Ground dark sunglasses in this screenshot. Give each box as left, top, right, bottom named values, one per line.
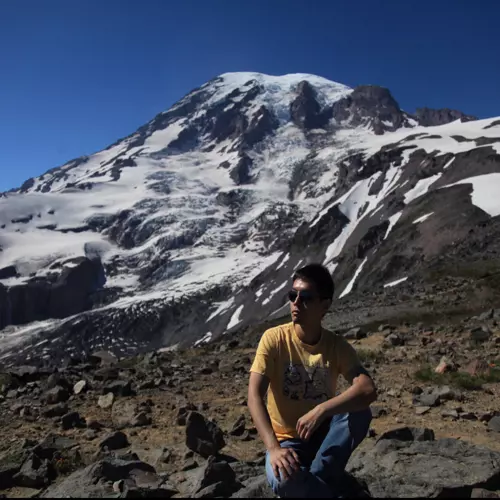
left=287, top=289, right=317, bottom=304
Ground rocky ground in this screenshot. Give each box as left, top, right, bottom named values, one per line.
left=1, top=304, right=500, bottom=498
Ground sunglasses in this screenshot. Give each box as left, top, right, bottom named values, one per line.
left=287, top=289, right=318, bottom=304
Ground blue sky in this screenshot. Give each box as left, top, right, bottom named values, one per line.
left=1, top=0, right=499, bottom=191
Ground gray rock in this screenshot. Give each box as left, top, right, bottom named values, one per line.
left=90, top=350, right=118, bottom=366
left=348, top=433, right=500, bottom=497
left=415, top=406, right=431, bottom=415
left=470, top=326, right=492, bottom=342
left=73, top=380, right=87, bottom=395
left=131, top=411, right=152, bottom=427
left=191, top=456, right=237, bottom=494
left=102, top=379, right=132, bottom=397
left=413, top=390, right=440, bottom=407
left=40, top=457, right=172, bottom=498
left=34, top=434, right=78, bottom=460
left=0, top=463, right=22, bottom=489
left=231, top=476, right=274, bottom=498
left=177, top=403, right=199, bottom=426
left=99, top=431, right=130, bottom=451
left=42, top=402, right=69, bottom=418
left=98, top=392, right=114, bottom=409
left=344, top=327, right=367, bottom=340
left=13, top=454, right=53, bottom=488
left=384, top=333, right=403, bottom=346
left=61, top=411, right=86, bottom=430
left=43, top=386, right=70, bottom=404
left=489, top=416, right=500, bottom=433
left=230, top=415, right=246, bottom=436
left=370, top=406, right=387, bottom=419
left=441, top=409, right=459, bottom=419
left=377, top=427, right=435, bottom=443
left=186, top=411, right=225, bottom=458
left=471, top=489, right=500, bottom=498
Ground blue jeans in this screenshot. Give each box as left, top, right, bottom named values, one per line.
left=265, top=409, right=372, bottom=498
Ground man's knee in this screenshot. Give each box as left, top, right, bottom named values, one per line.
left=266, top=468, right=308, bottom=498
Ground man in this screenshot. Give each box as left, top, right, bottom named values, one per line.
left=248, top=263, right=376, bottom=498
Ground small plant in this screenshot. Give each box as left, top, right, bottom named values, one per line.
left=414, top=363, right=500, bottom=390
left=356, top=349, right=385, bottom=364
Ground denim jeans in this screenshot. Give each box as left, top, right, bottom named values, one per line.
left=265, top=409, right=372, bottom=498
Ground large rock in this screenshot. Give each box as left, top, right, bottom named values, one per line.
left=41, top=457, right=177, bottom=498
left=13, top=454, right=54, bottom=488
left=43, top=386, right=70, bottom=404
left=347, top=428, right=500, bottom=497
left=186, top=411, right=225, bottom=458
left=191, top=456, right=237, bottom=494
left=99, top=431, right=130, bottom=451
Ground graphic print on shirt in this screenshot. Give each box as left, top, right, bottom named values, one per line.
left=282, top=362, right=330, bottom=401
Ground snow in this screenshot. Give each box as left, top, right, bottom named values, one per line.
left=227, top=304, right=244, bottom=330
left=339, top=257, right=368, bottom=298
left=207, top=298, right=236, bottom=322
left=404, top=173, right=442, bottom=204
left=384, top=211, right=403, bottom=239
left=275, top=252, right=290, bottom=270
left=384, top=276, right=408, bottom=288
left=262, top=281, right=288, bottom=306
left=213, top=72, right=352, bottom=123
left=194, top=331, right=212, bottom=346
left=441, top=173, right=500, bottom=217
left=413, top=212, right=434, bottom=224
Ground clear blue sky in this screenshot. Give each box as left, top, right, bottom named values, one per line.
left=1, top=0, right=499, bottom=191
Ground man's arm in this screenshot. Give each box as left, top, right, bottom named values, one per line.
left=296, top=366, right=377, bottom=441
left=318, top=367, right=377, bottom=418
left=248, top=371, right=300, bottom=479
left=247, top=372, right=280, bottom=452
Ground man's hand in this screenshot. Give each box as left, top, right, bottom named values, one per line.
left=296, top=405, right=326, bottom=442
left=268, top=447, right=301, bottom=480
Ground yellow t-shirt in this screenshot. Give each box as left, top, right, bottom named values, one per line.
left=250, top=321, right=362, bottom=441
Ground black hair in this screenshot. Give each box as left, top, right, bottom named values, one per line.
left=292, top=263, right=334, bottom=300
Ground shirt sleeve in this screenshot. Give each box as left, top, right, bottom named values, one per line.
left=336, top=336, right=369, bottom=382
left=249, top=328, right=278, bottom=380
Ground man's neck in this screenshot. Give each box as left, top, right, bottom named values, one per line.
left=293, top=322, right=323, bottom=346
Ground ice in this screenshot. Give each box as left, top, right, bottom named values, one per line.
left=384, top=276, right=408, bottom=288
left=413, top=212, right=434, bottom=224
left=339, top=257, right=368, bottom=298
left=441, top=173, right=500, bottom=217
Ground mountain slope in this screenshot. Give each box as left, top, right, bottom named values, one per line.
left=1, top=72, right=499, bottom=366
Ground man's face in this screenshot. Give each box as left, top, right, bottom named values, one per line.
left=289, top=278, right=330, bottom=324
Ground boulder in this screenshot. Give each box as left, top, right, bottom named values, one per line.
left=61, top=411, right=86, bottom=430
left=33, top=434, right=78, bottom=460
left=191, top=456, right=237, bottom=494
left=102, top=379, right=132, bottom=397
left=470, top=326, right=492, bottom=343
left=489, top=417, right=500, bottom=433
left=348, top=429, right=500, bottom=497
left=41, top=457, right=177, bottom=498
left=13, top=454, right=54, bottom=488
left=99, top=431, right=130, bottom=451
left=186, top=411, right=225, bottom=458
left=42, top=402, right=69, bottom=418
left=43, top=386, right=70, bottom=404
left=90, top=350, right=118, bottom=366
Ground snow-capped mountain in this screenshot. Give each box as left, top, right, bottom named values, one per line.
left=1, top=72, right=499, bottom=366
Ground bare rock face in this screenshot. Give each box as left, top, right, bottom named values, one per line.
left=331, top=85, right=407, bottom=134
left=415, top=107, right=477, bottom=126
